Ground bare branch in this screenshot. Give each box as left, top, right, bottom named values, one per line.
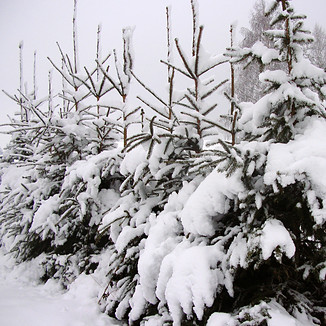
left=160, top=60, right=192, bottom=79
left=175, top=38, right=196, bottom=79
left=132, top=71, right=167, bottom=107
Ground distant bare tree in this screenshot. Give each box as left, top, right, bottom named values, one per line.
left=235, top=0, right=273, bottom=103
left=308, top=24, right=326, bottom=70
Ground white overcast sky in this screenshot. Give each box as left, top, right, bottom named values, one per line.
left=0, top=0, right=325, bottom=148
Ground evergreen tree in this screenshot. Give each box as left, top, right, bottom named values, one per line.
left=0, top=7, right=126, bottom=284
left=97, top=2, right=234, bottom=322
left=213, top=0, right=326, bottom=323
left=235, top=0, right=326, bottom=104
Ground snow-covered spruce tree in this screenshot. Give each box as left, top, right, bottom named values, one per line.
left=97, top=1, right=326, bottom=325
left=97, top=2, right=234, bottom=323
left=0, top=3, right=128, bottom=284
left=235, top=0, right=326, bottom=105
left=217, top=0, right=326, bottom=324
left=0, top=46, right=57, bottom=262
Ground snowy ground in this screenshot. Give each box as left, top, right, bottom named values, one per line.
left=0, top=252, right=121, bottom=326
left=0, top=250, right=318, bottom=326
